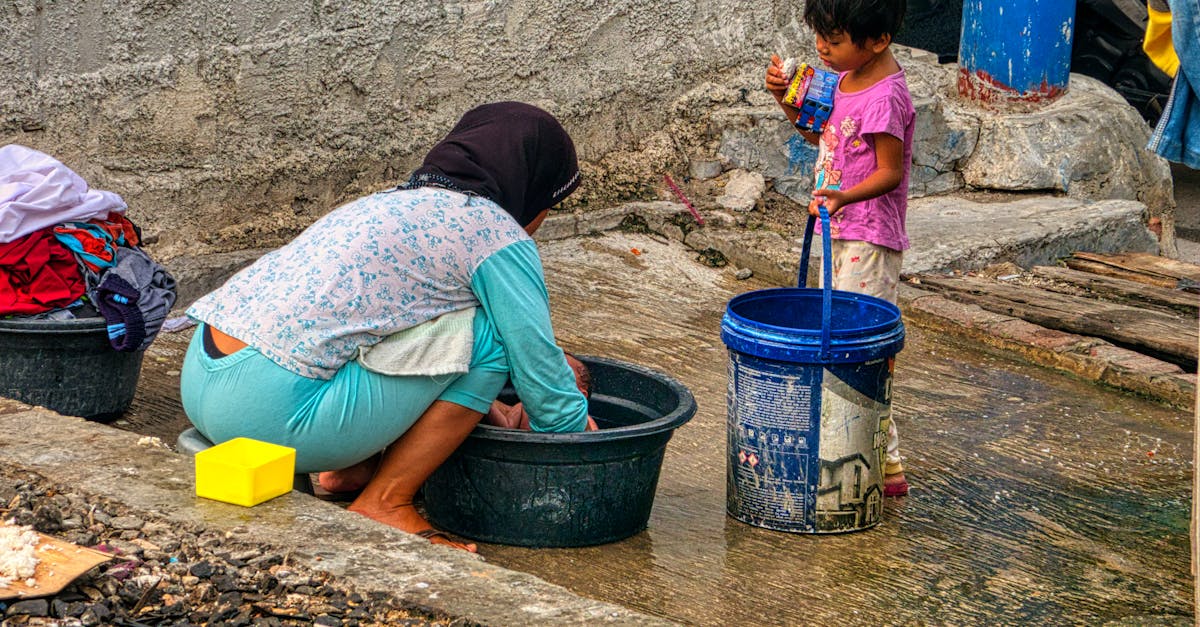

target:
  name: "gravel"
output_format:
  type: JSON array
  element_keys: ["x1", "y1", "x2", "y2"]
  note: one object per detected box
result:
[{"x1": 0, "y1": 466, "x2": 464, "y2": 626}]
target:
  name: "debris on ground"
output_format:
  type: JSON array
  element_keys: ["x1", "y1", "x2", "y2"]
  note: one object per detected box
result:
[
  {"x1": 694, "y1": 247, "x2": 729, "y2": 268},
  {"x1": 0, "y1": 468, "x2": 450, "y2": 626}
]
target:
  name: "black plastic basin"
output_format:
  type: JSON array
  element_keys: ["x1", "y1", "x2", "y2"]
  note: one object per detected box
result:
[
  {"x1": 423, "y1": 355, "x2": 697, "y2": 547},
  {"x1": 0, "y1": 317, "x2": 143, "y2": 422}
]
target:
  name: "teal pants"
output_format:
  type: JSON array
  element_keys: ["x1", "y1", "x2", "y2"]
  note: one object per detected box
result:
[{"x1": 179, "y1": 313, "x2": 508, "y2": 473}]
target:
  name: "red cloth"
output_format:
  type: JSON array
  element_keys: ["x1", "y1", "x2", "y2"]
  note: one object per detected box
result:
[
  {"x1": 52, "y1": 212, "x2": 141, "y2": 274},
  {"x1": 0, "y1": 228, "x2": 86, "y2": 315},
  {"x1": 95, "y1": 212, "x2": 140, "y2": 247}
]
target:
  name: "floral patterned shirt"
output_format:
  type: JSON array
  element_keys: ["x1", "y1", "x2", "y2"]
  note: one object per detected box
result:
[
  {"x1": 813, "y1": 68, "x2": 915, "y2": 252},
  {"x1": 188, "y1": 188, "x2": 529, "y2": 379}
]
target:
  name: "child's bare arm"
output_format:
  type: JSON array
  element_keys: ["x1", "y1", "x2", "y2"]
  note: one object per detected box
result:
[
  {"x1": 810, "y1": 132, "x2": 905, "y2": 215},
  {"x1": 765, "y1": 55, "x2": 820, "y2": 146}
]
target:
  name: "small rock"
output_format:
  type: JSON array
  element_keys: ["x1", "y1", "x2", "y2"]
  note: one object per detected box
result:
[
  {"x1": 6, "y1": 599, "x2": 50, "y2": 616},
  {"x1": 189, "y1": 562, "x2": 215, "y2": 578},
  {"x1": 55, "y1": 599, "x2": 87, "y2": 618},
  {"x1": 10, "y1": 508, "x2": 35, "y2": 526},
  {"x1": 689, "y1": 159, "x2": 723, "y2": 180},
  {"x1": 106, "y1": 539, "x2": 144, "y2": 557},
  {"x1": 182, "y1": 575, "x2": 201, "y2": 586},
  {"x1": 229, "y1": 548, "x2": 262, "y2": 562},
  {"x1": 717, "y1": 169, "x2": 765, "y2": 213},
  {"x1": 80, "y1": 603, "x2": 111, "y2": 626},
  {"x1": 213, "y1": 573, "x2": 239, "y2": 592},
  {"x1": 314, "y1": 615, "x2": 343, "y2": 626},
  {"x1": 734, "y1": 268, "x2": 754, "y2": 280},
  {"x1": 118, "y1": 581, "x2": 144, "y2": 604},
  {"x1": 248, "y1": 553, "x2": 283, "y2": 568},
  {"x1": 111, "y1": 515, "x2": 144, "y2": 530},
  {"x1": 33, "y1": 503, "x2": 63, "y2": 531},
  {"x1": 64, "y1": 530, "x2": 98, "y2": 546}
]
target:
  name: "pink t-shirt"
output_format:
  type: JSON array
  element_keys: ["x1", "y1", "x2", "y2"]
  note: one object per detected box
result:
[{"x1": 813, "y1": 69, "x2": 915, "y2": 252}]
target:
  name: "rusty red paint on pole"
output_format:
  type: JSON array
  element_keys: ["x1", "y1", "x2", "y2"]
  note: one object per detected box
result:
[
  {"x1": 957, "y1": 0, "x2": 1076, "y2": 109},
  {"x1": 664, "y1": 174, "x2": 704, "y2": 225}
]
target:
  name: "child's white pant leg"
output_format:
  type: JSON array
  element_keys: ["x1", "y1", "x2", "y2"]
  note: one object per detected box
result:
[{"x1": 824, "y1": 239, "x2": 903, "y2": 304}]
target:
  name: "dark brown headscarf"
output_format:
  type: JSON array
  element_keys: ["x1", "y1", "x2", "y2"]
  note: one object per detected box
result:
[{"x1": 406, "y1": 102, "x2": 581, "y2": 227}]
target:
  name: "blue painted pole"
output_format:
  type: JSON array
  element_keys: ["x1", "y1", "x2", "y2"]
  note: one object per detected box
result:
[{"x1": 957, "y1": 0, "x2": 1076, "y2": 108}]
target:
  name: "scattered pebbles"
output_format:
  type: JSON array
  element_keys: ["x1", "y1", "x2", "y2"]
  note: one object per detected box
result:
[{"x1": 0, "y1": 467, "x2": 459, "y2": 626}]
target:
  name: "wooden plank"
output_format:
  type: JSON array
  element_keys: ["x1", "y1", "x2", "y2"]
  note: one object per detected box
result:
[
  {"x1": 1030, "y1": 265, "x2": 1199, "y2": 316},
  {"x1": 1070, "y1": 251, "x2": 1200, "y2": 280},
  {"x1": 916, "y1": 274, "x2": 1198, "y2": 369},
  {"x1": 0, "y1": 532, "x2": 112, "y2": 600},
  {"x1": 1063, "y1": 257, "x2": 1181, "y2": 289},
  {"x1": 1067, "y1": 251, "x2": 1200, "y2": 288}
]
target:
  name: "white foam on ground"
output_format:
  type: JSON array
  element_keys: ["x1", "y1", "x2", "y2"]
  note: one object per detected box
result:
[{"x1": 0, "y1": 520, "x2": 40, "y2": 588}]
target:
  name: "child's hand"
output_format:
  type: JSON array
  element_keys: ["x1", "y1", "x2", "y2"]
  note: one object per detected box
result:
[
  {"x1": 765, "y1": 54, "x2": 789, "y2": 100},
  {"x1": 810, "y1": 188, "x2": 847, "y2": 215}
]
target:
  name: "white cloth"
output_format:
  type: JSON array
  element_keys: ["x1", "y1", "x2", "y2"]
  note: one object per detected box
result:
[
  {"x1": 0, "y1": 144, "x2": 127, "y2": 243},
  {"x1": 357, "y1": 307, "x2": 475, "y2": 376}
]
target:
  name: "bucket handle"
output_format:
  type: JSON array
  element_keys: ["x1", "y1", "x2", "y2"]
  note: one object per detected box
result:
[{"x1": 796, "y1": 205, "x2": 833, "y2": 360}]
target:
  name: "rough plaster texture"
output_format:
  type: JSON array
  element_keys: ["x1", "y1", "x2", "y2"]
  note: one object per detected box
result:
[
  {"x1": 0, "y1": 0, "x2": 811, "y2": 261},
  {"x1": 0, "y1": 2, "x2": 1175, "y2": 269}
]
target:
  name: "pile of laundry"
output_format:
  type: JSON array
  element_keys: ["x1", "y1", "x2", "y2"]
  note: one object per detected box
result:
[{"x1": 0, "y1": 144, "x2": 176, "y2": 352}]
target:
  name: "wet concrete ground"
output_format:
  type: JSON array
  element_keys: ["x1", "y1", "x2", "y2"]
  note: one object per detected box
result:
[
  {"x1": 118, "y1": 229, "x2": 1193, "y2": 625},
  {"x1": 500, "y1": 232, "x2": 1193, "y2": 625}
]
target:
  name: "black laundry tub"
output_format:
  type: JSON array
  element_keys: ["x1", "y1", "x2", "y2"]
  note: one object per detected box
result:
[
  {"x1": 423, "y1": 355, "x2": 697, "y2": 547},
  {"x1": 0, "y1": 317, "x2": 143, "y2": 422}
]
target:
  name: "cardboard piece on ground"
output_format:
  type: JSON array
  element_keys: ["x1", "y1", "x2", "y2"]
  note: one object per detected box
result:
[{"x1": 0, "y1": 532, "x2": 112, "y2": 601}]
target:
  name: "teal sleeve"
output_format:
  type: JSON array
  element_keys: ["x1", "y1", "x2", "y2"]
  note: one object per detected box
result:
[{"x1": 471, "y1": 241, "x2": 589, "y2": 433}]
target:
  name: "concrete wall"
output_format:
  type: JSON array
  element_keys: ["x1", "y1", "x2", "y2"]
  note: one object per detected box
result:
[{"x1": 0, "y1": 0, "x2": 811, "y2": 261}]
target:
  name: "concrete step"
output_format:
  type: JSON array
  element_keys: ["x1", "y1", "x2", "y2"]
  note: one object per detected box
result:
[
  {"x1": 542, "y1": 193, "x2": 1158, "y2": 284},
  {"x1": 903, "y1": 194, "x2": 1157, "y2": 275}
]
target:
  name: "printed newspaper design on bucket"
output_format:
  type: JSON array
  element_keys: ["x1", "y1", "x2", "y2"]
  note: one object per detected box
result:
[{"x1": 721, "y1": 207, "x2": 905, "y2": 533}]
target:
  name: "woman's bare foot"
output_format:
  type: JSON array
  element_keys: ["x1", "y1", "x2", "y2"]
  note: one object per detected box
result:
[
  {"x1": 347, "y1": 500, "x2": 477, "y2": 552},
  {"x1": 318, "y1": 454, "x2": 380, "y2": 494}
]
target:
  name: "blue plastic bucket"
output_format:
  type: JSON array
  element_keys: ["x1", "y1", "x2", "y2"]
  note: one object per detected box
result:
[{"x1": 721, "y1": 208, "x2": 904, "y2": 533}]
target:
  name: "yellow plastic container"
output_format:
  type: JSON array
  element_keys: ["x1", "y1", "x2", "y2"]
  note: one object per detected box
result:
[{"x1": 194, "y1": 438, "x2": 296, "y2": 506}]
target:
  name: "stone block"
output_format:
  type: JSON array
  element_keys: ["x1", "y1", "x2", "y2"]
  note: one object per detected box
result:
[
  {"x1": 910, "y1": 97, "x2": 978, "y2": 198},
  {"x1": 903, "y1": 196, "x2": 1158, "y2": 275},
  {"x1": 714, "y1": 107, "x2": 818, "y2": 205},
  {"x1": 717, "y1": 169, "x2": 765, "y2": 212},
  {"x1": 958, "y1": 75, "x2": 1173, "y2": 213},
  {"x1": 689, "y1": 159, "x2": 723, "y2": 180}
]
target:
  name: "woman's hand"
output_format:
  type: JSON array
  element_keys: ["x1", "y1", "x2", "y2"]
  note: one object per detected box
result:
[
  {"x1": 486, "y1": 401, "x2": 527, "y2": 430},
  {"x1": 585, "y1": 416, "x2": 599, "y2": 432}
]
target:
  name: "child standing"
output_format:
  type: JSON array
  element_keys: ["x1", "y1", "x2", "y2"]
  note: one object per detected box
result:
[{"x1": 764, "y1": 0, "x2": 915, "y2": 496}]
